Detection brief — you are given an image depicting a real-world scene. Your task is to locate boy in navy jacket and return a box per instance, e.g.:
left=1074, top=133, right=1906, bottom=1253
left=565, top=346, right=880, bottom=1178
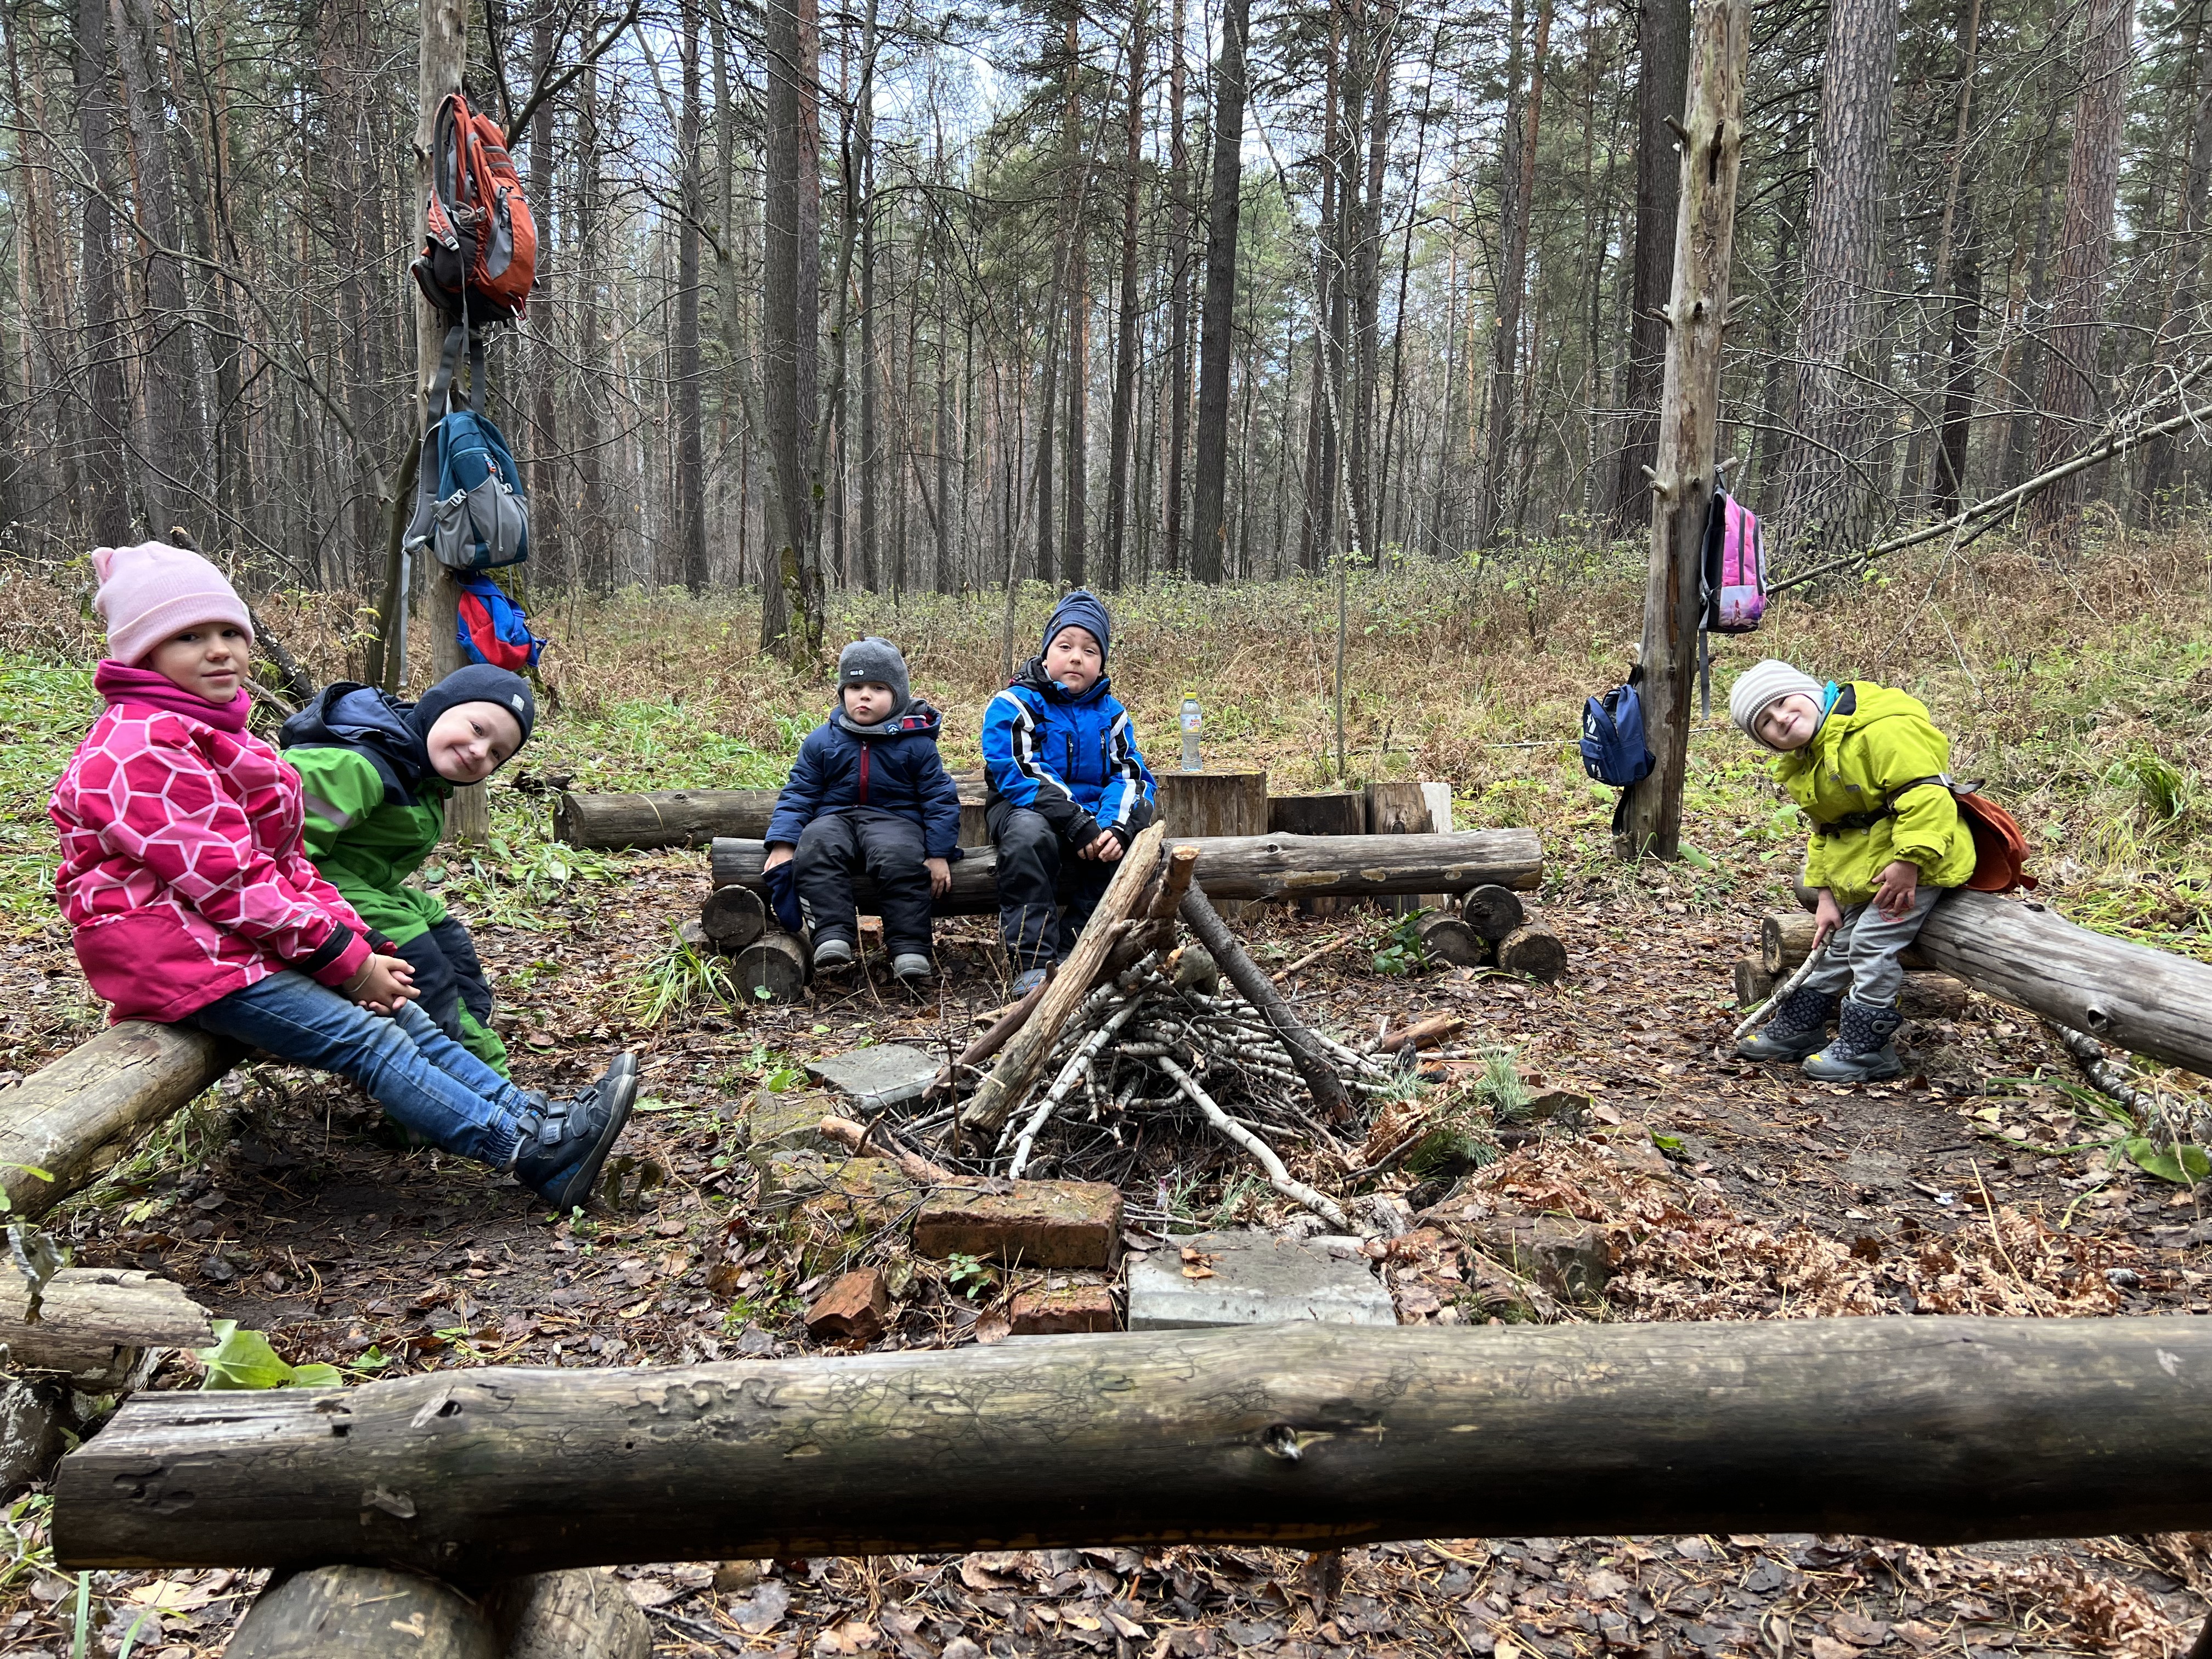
left=765, top=638, right=962, bottom=984
left=981, top=590, right=1156, bottom=993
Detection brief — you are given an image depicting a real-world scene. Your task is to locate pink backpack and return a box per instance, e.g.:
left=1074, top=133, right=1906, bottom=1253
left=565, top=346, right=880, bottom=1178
left=1701, top=484, right=1767, bottom=633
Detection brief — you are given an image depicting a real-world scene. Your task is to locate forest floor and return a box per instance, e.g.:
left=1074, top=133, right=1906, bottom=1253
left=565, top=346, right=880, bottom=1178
left=2, top=528, right=2211, bottom=1657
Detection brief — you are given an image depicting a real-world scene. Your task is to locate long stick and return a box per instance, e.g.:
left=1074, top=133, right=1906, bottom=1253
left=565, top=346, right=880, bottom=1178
left=1180, top=884, right=1354, bottom=1121
left=1731, top=944, right=1827, bottom=1040
left=1158, top=1056, right=1350, bottom=1230
left=1772, top=394, right=2212, bottom=595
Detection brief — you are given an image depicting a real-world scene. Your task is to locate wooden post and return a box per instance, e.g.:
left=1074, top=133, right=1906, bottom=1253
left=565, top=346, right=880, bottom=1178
left=1269, top=793, right=1363, bottom=915
left=1617, top=0, right=1750, bottom=860
left=1365, top=781, right=1434, bottom=916
left=1155, top=769, right=1265, bottom=917
left=415, top=0, right=487, bottom=845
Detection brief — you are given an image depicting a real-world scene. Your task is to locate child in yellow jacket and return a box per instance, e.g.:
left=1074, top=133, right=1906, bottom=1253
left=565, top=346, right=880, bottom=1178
left=1730, top=659, right=1977, bottom=1081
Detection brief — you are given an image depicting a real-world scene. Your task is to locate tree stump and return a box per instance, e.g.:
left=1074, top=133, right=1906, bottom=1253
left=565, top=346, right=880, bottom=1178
left=1415, top=913, right=1487, bottom=969
left=1899, top=971, right=1970, bottom=1021
left=1156, top=770, right=1266, bottom=917
left=735, top=934, right=809, bottom=1003
left=227, top=1565, right=499, bottom=1658
left=1461, top=884, right=1526, bottom=943
left=1496, top=922, right=1568, bottom=983
left=701, top=885, right=768, bottom=953
left=486, top=1569, right=652, bottom=1659
left=1366, top=781, right=1436, bottom=917
left=1268, top=792, right=1363, bottom=914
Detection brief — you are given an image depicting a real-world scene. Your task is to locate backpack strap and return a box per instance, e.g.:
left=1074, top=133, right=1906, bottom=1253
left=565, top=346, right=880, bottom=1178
left=425, top=320, right=490, bottom=421
left=1810, top=774, right=1959, bottom=836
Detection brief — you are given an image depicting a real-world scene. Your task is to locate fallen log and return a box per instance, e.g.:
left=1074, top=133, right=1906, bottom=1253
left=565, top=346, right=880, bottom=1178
left=225, top=1565, right=499, bottom=1658
left=54, top=1317, right=2212, bottom=1576
left=555, top=788, right=778, bottom=850
left=960, top=824, right=1167, bottom=1134
left=709, top=828, right=1544, bottom=915
left=487, top=1569, right=653, bottom=1659
left=1763, top=909, right=1929, bottom=974
left=0, top=1023, right=239, bottom=1221
left=0, top=1267, right=213, bottom=1386
left=1415, top=913, right=1487, bottom=968
left=1911, top=891, right=2212, bottom=1074
left=557, top=785, right=986, bottom=851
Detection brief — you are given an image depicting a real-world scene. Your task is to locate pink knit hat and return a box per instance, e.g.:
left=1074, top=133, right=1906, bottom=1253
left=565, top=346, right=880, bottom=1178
left=92, top=541, right=254, bottom=666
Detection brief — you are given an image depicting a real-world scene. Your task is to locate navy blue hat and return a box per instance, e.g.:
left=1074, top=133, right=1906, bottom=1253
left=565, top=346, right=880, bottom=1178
left=1042, top=589, right=1111, bottom=665
left=410, top=664, right=536, bottom=748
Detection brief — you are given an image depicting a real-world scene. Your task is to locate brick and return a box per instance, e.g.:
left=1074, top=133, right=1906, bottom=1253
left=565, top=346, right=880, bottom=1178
left=1009, top=1277, right=1118, bottom=1335
left=804, top=1268, right=890, bottom=1345
left=911, top=1180, right=1121, bottom=1269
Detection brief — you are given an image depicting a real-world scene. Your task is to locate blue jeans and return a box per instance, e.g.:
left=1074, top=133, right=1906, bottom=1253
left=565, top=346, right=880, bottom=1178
left=189, top=972, right=523, bottom=1167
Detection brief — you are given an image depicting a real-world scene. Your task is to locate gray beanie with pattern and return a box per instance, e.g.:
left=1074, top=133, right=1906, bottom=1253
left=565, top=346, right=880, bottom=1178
left=838, top=636, right=911, bottom=711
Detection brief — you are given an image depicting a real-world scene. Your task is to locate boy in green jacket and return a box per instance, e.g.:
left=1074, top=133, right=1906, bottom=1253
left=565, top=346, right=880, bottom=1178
left=281, top=665, right=535, bottom=1075
left=1729, top=659, right=1977, bottom=1082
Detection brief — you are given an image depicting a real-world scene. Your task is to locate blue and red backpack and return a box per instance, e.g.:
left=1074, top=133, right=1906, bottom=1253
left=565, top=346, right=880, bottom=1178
left=456, top=574, right=545, bottom=673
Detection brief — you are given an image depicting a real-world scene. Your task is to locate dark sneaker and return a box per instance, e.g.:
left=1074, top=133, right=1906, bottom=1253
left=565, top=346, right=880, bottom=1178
left=510, top=1053, right=639, bottom=1211
left=1737, top=984, right=1838, bottom=1063
left=891, top=952, right=934, bottom=984
left=1802, top=997, right=1905, bottom=1082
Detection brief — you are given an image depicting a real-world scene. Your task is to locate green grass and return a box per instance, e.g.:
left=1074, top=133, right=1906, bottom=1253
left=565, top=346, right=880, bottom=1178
left=0, top=658, right=95, bottom=934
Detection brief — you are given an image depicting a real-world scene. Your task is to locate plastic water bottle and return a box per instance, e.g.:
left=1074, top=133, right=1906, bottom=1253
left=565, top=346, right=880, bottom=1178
left=1180, top=697, right=1203, bottom=772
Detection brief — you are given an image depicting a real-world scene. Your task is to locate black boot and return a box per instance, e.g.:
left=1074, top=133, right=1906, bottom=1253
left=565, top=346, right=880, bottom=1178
left=1736, top=983, right=1838, bottom=1062
left=1802, top=997, right=1905, bottom=1082
left=509, top=1053, right=639, bottom=1211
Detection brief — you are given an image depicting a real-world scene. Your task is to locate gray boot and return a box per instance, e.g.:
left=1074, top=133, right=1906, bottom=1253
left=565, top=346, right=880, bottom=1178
left=1737, top=983, right=1838, bottom=1062
left=1802, top=997, right=1905, bottom=1082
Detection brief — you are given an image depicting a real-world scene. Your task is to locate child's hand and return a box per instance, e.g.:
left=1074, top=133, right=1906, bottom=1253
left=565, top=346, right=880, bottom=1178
left=1812, top=888, right=1843, bottom=950
left=1085, top=832, right=1125, bottom=864
left=763, top=844, right=793, bottom=871
left=924, top=856, right=951, bottom=897
left=347, top=954, right=418, bottom=1014
left=1873, top=859, right=1920, bottom=921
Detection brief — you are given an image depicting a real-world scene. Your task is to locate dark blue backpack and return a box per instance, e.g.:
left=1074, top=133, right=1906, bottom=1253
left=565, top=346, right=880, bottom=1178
left=1581, top=680, right=1655, bottom=788
left=402, top=325, right=531, bottom=571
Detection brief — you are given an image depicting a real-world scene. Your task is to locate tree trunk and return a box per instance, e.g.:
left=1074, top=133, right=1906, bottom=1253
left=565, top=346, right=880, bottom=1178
left=1773, top=0, right=1899, bottom=564
left=762, top=0, right=822, bottom=656
left=526, top=14, right=565, bottom=587
left=0, top=1023, right=238, bottom=1221
left=1348, top=1, right=1397, bottom=561
left=674, top=4, right=708, bottom=592
left=2028, top=0, right=2135, bottom=534
left=73, top=0, right=133, bottom=546
left=712, top=827, right=1545, bottom=912
left=1612, top=0, right=1691, bottom=530
left=1187, top=0, right=1252, bottom=583
left=1617, top=0, right=1750, bottom=860
left=2136, top=7, right=2211, bottom=520
left=1103, top=0, right=1147, bottom=591
left=416, top=0, right=483, bottom=840
left=1165, top=0, right=1191, bottom=577
left=58, top=1318, right=2212, bottom=1576
left=114, top=0, right=199, bottom=529
left=1472, top=0, right=1532, bottom=546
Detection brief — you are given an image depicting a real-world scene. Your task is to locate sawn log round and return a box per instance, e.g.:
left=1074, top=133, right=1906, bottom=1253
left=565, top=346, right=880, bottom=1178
left=52, top=1316, right=2212, bottom=1580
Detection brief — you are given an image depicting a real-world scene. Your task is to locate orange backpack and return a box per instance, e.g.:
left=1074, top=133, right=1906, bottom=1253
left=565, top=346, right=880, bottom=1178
left=1894, top=776, right=2036, bottom=893
left=411, top=93, right=538, bottom=324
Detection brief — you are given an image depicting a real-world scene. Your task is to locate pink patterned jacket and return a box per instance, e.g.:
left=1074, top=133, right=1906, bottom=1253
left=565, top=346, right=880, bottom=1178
left=51, top=663, right=375, bottom=1024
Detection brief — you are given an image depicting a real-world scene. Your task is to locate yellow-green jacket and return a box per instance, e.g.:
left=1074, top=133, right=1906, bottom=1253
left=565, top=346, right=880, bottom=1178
left=1775, top=682, right=1977, bottom=906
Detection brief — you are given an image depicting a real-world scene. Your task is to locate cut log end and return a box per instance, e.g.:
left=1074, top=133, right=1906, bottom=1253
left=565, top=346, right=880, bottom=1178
left=701, top=884, right=768, bottom=952
left=227, top=1565, right=499, bottom=1658
left=1415, top=913, right=1487, bottom=969
left=735, top=934, right=809, bottom=1003
left=487, top=1568, right=653, bottom=1659
left=1461, top=884, right=1527, bottom=943
left=1495, top=923, right=1567, bottom=984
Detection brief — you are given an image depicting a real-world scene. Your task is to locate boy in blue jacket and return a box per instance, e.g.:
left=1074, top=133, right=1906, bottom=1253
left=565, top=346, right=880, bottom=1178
left=764, top=638, right=962, bottom=984
left=981, top=591, right=1156, bottom=995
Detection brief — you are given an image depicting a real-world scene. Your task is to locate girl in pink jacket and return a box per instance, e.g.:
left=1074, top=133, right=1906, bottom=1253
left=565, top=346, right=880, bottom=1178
left=50, top=542, right=634, bottom=1212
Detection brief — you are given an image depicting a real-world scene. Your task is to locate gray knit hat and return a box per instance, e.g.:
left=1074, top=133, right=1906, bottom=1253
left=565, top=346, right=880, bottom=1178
left=1729, top=659, right=1824, bottom=746
left=838, top=636, right=910, bottom=710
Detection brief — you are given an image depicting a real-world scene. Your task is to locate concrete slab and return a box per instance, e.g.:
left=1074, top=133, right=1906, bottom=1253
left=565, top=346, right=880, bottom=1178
left=805, top=1043, right=943, bottom=1112
left=1125, top=1229, right=1396, bottom=1330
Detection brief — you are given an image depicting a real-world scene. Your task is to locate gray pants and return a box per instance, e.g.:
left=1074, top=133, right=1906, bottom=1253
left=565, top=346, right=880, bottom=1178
left=1799, top=883, right=1942, bottom=1006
